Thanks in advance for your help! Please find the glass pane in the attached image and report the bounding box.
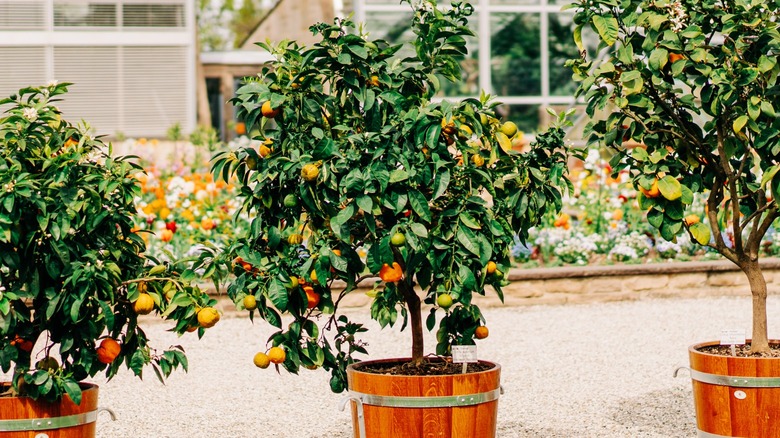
[123,4,185,27]
[491,13,541,97]
[437,22,479,97]
[549,13,579,97]
[495,104,538,135]
[54,3,117,27]
[365,11,416,58]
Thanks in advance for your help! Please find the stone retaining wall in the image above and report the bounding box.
[336,258,780,308]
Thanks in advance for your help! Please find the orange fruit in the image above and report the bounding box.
[379,262,403,283]
[253,352,271,368]
[259,142,272,158]
[301,164,319,182]
[471,154,485,167]
[475,326,489,339]
[197,307,220,328]
[639,179,661,198]
[684,214,701,226]
[304,286,320,309]
[486,261,497,275]
[133,293,155,315]
[243,295,257,311]
[668,53,685,63]
[97,338,121,364]
[268,346,286,364]
[261,101,281,118]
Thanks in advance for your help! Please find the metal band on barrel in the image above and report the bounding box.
[0,410,97,432]
[689,368,780,388]
[348,387,502,408]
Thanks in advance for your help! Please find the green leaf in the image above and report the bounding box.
[456,227,480,256]
[733,115,749,133]
[408,190,431,223]
[268,279,289,312]
[62,379,82,405]
[591,15,619,46]
[689,222,711,245]
[647,208,664,229]
[658,175,682,201]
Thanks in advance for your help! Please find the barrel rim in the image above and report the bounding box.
[690,340,780,360]
[347,357,500,378]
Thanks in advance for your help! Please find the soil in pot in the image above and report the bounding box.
[353,358,495,376]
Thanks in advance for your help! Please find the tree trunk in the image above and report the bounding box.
[399,282,424,364]
[744,260,770,353]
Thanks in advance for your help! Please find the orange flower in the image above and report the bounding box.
[379,262,403,283]
[201,218,216,230]
[160,229,173,242]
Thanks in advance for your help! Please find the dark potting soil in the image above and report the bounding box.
[698,344,780,358]
[355,359,495,376]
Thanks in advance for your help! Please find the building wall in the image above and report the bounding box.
[241,0,336,49]
[0,0,196,139]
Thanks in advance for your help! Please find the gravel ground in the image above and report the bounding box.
[7,295,778,437]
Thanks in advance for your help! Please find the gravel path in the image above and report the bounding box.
[7,295,778,437]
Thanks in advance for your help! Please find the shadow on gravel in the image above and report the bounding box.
[611,386,695,437]
[497,422,581,438]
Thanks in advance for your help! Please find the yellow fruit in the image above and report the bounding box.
[288,234,304,245]
[639,179,661,198]
[437,293,453,309]
[258,144,271,158]
[268,346,286,364]
[243,295,257,311]
[310,269,318,282]
[500,121,518,137]
[486,261,497,275]
[301,164,319,182]
[475,326,489,339]
[253,352,271,369]
[133,293,155,315]
[471,154,485,167]
[261,101,280,118]
[390,232,406,246]
[197,307,220,328]
[684,214,701,226]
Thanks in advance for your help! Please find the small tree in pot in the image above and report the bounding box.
[208,0,573,391]
[569,1,780,434]
[0,83,220,408]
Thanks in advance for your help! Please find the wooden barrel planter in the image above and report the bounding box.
[0,383,99,438]
[686,341,780,437]
[343,358,502,438]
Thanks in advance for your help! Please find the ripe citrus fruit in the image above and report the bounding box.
[475,326,489,339]
[437,293,453,309]
[96,338,121,364]
[301,164,319,182]
[486,261,497,275]
[268,346,286,364]
[639,179,661,198]
[197,307,220,328]
[261,101,280,118]
[471,154,485,167]
[379,262,403,283]
[500,121,518,137]
[304,286,320,309]
[684,214,700,226]
[243,295,257,311]
[259,143,271,158]
[253,352,271,369]
[137,281,148,293]
[390,232,406,246]
[133,293,155,315]
[287,233,304,245]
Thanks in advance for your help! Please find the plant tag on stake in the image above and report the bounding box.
[720,329,746,356]
[452,345,478,374]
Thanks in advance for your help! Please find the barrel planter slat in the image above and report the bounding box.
[346,359,501,438]
[689,341,780,437]
[0,383,98,438]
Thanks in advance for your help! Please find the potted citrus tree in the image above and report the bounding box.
[205,1,573,436]
[0,83,220,437]
[569,0,780,435]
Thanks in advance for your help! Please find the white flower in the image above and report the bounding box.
[22,107,38,121]
[46,80,59,88]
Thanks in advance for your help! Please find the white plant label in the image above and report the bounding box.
[720,329,746,346]
[452,345,478,364]
[734,390,747,400]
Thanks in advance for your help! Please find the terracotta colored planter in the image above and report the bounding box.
[344,358,501,438]
[686,341,780,437]
[0,383,99,437]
